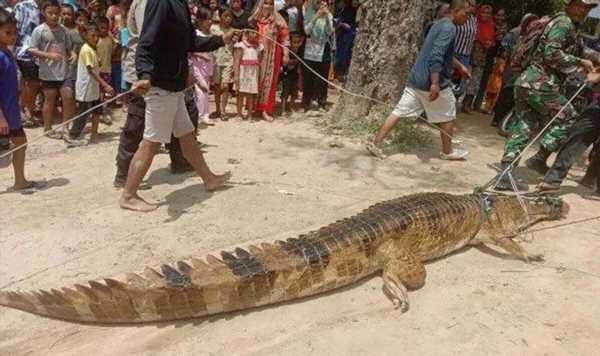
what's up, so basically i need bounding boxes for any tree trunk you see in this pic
[333,0,429,122]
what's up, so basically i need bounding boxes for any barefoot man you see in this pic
[120,0,235,212]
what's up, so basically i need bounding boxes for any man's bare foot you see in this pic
[262,112,274,122]
[119,194,158,212]
[204,172,232,192]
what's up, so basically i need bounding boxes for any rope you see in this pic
[483,82,589,192]
[246,29,459,141]
[0,90,132,160]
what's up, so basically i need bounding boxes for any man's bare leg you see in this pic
[42,88,58,133]
[10,136,28,189]
[438,121,455,155]
[21,79,41,120]
[373,114,401,146]
[178,132,230,191]
[60,86,76,135]
[119,139,161,212]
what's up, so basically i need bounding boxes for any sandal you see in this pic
[535,182,561,194]
[366,142,386,159]
[46,131,63,140]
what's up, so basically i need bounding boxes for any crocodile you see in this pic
[0,192,568,324]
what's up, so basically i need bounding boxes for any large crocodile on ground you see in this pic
[0,192,568,324]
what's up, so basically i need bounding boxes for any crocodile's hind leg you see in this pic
[375,240,427,312]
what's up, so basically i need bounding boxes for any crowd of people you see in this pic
[368,0,600,200]
[1,0,600,210]
[0,0,360,206]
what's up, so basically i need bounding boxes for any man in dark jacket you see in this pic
[119,0,235,212]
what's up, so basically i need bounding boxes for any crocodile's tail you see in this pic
[0,240,344,324]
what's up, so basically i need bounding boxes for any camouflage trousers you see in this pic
[502,86,578,163]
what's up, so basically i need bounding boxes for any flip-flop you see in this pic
[535,183,561,195]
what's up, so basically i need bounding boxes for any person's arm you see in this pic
[427,25,453,101]
[583,46,600,66]
[88,65,114,95]
[190,33,226,53]
[452,57,471,79]
[28,28,64,61]
[542,18,587,74]
[136,0,167,83]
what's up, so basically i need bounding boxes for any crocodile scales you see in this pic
[0,192,568,324]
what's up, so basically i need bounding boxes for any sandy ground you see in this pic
[1,95,600,356]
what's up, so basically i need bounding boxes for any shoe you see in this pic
[440,148,469,161]
[46,131,64,140]
[64,136,89,147]
[209,112,222,119]
[492,164,529,192]
[525,148,551,176]
[200,117,217,126]
[366,142,386,159]
[317,105,328,113]
[113,179,125,189]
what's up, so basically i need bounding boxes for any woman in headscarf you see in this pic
[302,0,335,112]
[462,4,495,114]
[250,0,290,121]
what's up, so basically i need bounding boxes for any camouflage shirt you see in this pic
[516,13,584,92]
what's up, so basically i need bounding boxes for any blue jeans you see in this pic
[452,53,471,98]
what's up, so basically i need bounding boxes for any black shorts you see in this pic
[16,60,39,81]
[77,100,102,115]
[41,80,66,89]
[0,128,26,139]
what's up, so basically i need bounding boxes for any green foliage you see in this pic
[348,114,432,152]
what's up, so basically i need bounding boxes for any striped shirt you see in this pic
[454,15,477,56]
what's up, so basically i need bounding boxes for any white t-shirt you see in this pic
[75,43,101,102]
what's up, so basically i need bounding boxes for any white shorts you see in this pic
[391,86,456,123]
[144,87,195,144]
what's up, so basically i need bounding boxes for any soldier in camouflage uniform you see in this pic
[494,0,600,192]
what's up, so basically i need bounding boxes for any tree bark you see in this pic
[333,0,429,122]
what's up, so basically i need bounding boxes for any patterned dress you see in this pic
[255,14,289,114]
[234,40,263,95]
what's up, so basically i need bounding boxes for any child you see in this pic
[280,31,303,114]
[61,3,84,90]
[65,24,114,146]
[209,0,220,24]
[95,16,113,124]
[0,8,44,191]
[191,8,215,125]
[211,9,235,120]
[28,0,76,139]
[233,26,263,120]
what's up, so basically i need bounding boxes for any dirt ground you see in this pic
[1,95,600,356]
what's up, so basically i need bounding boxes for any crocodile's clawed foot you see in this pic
[383,278,410,313]
[525,253,545,263]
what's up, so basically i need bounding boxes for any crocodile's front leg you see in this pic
[375,240,427,312]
